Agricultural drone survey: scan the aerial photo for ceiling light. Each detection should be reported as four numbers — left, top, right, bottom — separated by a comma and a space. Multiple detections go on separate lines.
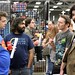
0, 1, 10, 3
57, 2, 63, 5
14, 2, 19, 4
66, 9, 70, 11
34, 6, 39, 8
53, 6, 58, 8
49, 11, 51, 13
49, 9, 54, 11
36, 2, 41, 4
33, 9, 37, 11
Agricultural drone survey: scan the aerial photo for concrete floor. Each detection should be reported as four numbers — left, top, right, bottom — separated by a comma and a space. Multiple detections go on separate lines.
33, 72, 67, 75
33, 72, 45, 75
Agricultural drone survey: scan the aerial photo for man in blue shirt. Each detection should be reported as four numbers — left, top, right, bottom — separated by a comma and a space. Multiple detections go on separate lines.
4, 17, 34, 75
0, 11, 10, 75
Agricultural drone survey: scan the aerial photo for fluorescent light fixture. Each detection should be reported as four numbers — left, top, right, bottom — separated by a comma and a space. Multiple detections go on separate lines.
66, 9, 70, 11
33, 9, 37, 11
49, 9, 54, 11
49, 11, 51, 13
14, 2, 19, 4
53, 6, 58, 8
36, 2, 41, 4
0, 1, 10, 3
57, 2, 63, 5
34, 6, 39, 8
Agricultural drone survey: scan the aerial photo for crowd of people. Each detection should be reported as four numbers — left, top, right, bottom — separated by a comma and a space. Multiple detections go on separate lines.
0, 4, 75, 75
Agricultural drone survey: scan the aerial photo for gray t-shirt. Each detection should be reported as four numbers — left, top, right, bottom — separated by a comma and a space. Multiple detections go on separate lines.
55, 29, 73, 60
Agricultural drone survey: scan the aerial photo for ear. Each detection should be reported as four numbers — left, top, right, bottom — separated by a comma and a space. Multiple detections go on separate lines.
66, 23, 70, 28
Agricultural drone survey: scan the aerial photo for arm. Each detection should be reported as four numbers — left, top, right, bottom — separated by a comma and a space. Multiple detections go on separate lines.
60, 48, 68, 75
27, 48, 34, 68
42, 39, 49, 48
49, 38, 56, 51
60, 62, 66, 75
42, 38, 56, 51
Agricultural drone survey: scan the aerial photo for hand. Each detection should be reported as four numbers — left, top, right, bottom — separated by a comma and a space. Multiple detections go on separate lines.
49, 38, 53, 44
9, 70, 11, 75
33, 40, 39, 46
48, 38, 55, 51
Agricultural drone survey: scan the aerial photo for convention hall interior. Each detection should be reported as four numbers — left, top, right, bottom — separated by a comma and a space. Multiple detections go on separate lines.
0, 0, 75, 75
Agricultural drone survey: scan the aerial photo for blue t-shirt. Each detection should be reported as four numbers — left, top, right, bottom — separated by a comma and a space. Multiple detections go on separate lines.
0, 35, 10, 75
4, 33, 34, 69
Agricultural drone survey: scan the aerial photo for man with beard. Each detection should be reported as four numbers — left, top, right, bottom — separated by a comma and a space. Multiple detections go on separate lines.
69, 4, 75, 32
4, 17, 34, 75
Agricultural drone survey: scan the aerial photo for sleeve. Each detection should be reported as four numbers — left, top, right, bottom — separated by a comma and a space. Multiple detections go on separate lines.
28, 36, 34, 50
66, 32, 73, 48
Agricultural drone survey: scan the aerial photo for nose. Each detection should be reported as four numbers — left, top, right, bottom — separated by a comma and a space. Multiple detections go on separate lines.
23, 24, 25, 27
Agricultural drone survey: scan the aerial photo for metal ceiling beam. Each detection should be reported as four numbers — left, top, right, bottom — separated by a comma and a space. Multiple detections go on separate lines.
60, 0, 75, 1
28, 0, 46, 1
12, 0, 46, 2
27, 8, 65, 11
28, 4, 71, 8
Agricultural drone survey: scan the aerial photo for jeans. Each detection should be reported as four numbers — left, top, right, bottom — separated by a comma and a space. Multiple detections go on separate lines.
11, 66, 30, 75
30, 64, 33, 75
46, 56, 54, 75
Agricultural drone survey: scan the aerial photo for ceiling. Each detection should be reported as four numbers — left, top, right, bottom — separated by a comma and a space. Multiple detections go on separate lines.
10, 0, 75, 16
26, 0, 75, 13
0, 0, 75, 19
0, 0, 75, 13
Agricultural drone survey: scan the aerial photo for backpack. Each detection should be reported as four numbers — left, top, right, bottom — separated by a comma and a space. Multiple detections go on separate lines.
63, 33, 75, 75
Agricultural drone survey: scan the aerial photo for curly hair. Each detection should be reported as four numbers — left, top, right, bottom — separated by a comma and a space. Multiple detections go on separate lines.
11, 17, 25, 32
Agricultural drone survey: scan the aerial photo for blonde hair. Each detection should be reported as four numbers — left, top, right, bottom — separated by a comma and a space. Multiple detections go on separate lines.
46, 25, 58, 39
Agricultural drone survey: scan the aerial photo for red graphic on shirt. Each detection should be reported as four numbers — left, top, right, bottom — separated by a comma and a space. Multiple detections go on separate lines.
7, 41, 12, 51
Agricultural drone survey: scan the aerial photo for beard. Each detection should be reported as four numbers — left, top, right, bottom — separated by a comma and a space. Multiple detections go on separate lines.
16, 26, 25, 34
